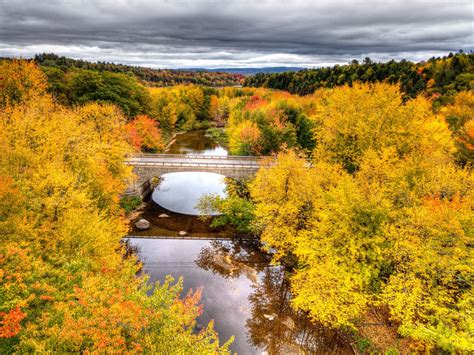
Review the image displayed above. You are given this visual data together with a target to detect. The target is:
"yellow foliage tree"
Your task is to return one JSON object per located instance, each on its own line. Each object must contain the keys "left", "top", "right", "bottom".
{"left": 0, "top": 60, "right": 230, "bottom": 353}
{"left": 228, "top": 120, "right": 262, "bottom": 155}
{"left": 0, "top": 59, "right": 48, "bottom": 107}
{"left": 312, "top": 83, "right": 454, "bottom": 172}
{"left": 441, "top": 91, "right": 474, "bottom": 164}
{"left": 250, "top": 83, "right": 473, "bottom": 352}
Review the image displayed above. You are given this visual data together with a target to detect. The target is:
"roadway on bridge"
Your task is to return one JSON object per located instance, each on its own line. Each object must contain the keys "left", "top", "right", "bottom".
{"left": 126, "top": 154, "right": 263, "bottom": 169}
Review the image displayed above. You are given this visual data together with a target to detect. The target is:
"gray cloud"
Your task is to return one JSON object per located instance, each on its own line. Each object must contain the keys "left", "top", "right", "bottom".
{"left": 0, "top": 0, "right": 472, "bottom": 68}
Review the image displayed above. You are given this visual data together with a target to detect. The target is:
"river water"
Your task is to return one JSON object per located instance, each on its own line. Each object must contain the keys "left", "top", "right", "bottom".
{"left": 127, "top": 130, "right": 353, "bottom": 354}
{"left": 166, "top": 129, "right": 228, "bottom": 156}
{"left": 152, "top": 171, "right": 226, "bottom": 215}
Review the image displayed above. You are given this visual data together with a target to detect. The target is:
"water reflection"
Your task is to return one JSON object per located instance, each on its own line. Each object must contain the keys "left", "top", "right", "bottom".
{"left": 151, "top": 172, "right": 227, "bottom": 215}
{"left": 196, "top": 239, "right": 270, "bottom": 282}
{"left": 127, "top": 237, "right": 353, "bottom": 354}
{"left": 248, "top": 268, "right": 354, "bottom": 354}
{"left": 167, "top": 130, "right": 227, "bottom": 156}
{"left": 125, "top": 238, "right": 258, "bottom": 354}
{"left": 197, "top": 240, "right": 354, "bottom": 354}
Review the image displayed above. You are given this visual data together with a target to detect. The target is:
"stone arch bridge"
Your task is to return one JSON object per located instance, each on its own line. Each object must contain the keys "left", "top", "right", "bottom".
{"left": 125, "top": 154, "right": 265, "bottom": 197}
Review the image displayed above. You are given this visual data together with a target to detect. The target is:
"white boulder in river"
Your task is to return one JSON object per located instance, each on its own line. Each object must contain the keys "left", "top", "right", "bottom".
{"left": 158, "top": 213, "right": 170, "bottom": 218}
{"left": 135, "top": 219, "right": 150, "bottom": 230}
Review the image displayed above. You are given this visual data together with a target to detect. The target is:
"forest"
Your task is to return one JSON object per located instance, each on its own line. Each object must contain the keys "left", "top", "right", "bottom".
{"left": 35, "top": 53, "right": 244, "bottom": 88}
{"left": 245, "top": 52, "right": 474, "bottom": 108}
{"left": 198, "top": 82, "right": 473, "bottom": 352}
{"left": 0, "top": 60, "right": 232, "bottom": 353}
{"left": 1, "top": 55, "right": 473, "bottom": 353}
{"left": 232, "top": 86, "right": 473, "bottom": 352}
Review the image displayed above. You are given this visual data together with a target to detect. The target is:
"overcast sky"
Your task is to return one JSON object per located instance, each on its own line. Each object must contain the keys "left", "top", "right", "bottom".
{"left": 0, "top": 0, "right": 472, "bottom": 68}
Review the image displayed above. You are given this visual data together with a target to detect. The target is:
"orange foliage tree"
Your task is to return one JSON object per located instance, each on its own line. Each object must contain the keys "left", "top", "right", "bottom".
{"left": 125, "top": 115, "right": 165, "bottom": 152}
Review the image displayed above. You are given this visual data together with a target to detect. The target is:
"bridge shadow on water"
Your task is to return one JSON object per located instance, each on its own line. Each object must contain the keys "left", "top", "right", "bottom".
{"left": 129, "top": 195, "right": 229, "bottom": 238}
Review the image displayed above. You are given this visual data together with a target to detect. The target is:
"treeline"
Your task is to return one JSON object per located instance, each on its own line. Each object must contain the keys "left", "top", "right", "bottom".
{"left": 245, "top": 52, "right": 474, "bottom": 106}
{"left": 2, "top": 58, "right": 251, "bottom": 154}
{"left": 9, "top": 56, "right": 472, "bottom": 165}
{"left": 35, "top": 53, "right": 243, "bottom": 87}
{"left": 0, "top": 60, "right": 231, "bottom": 353}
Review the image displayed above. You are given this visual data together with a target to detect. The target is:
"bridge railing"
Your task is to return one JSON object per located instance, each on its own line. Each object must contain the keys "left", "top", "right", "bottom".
{"left": 125, "top": 161, "right": 259, "bottom": 169}
{"left": 126, "top": 153, "right": 267, "bottom": 161}
{"left": 126, "top": 235, "right": 257, "bottom": 241}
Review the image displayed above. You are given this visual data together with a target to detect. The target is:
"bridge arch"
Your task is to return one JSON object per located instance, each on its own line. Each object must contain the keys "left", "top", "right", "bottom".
{"left": 124, "top": 154, "right": 263, "bottom": 197}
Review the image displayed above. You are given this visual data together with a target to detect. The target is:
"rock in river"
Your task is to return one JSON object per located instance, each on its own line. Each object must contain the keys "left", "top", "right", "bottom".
{"left": 158, "top": 213, "right": 170, "bottom": 218}
{"left": 179, "top": 230, "right": 188, "bottom": 236}
{"left": 135, "top": 218, "right": 150, "bottom": 230}
{"left": 263, "top": 313, "right": 277, "bottom": 321}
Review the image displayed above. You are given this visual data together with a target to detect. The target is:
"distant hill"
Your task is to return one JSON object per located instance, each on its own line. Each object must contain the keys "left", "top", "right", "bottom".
{"left": 244, "top": 52, "right": 474, "bottom": 105}
{"left": 185, "top": 67, "right": 306, "bottom": 75}
{"left": 34, "top": 53, "right": 244, "bottom": 87}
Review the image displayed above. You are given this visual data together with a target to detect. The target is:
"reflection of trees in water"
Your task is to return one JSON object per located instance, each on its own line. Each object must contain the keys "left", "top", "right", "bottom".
{"left": 247, "top": 268, "right": 354, "bottom": 354}
{"left": 170, "top": 131, "right": 218, "bottom": 154}
{"left": 190, "top": 135, "right": 218, "bottom": 152}
{"left": 195, "top": 239, "right": 354, "bottom": 354}
{"left": 195, "top": 239, "right": 270, "bottom": 281}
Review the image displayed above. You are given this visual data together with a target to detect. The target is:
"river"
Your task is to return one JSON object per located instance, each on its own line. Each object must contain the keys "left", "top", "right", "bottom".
{"left": 126, "top": 130, "right": 353, "bottom": 354}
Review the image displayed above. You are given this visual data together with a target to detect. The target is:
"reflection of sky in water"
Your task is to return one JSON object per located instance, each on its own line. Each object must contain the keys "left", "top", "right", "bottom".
{"left": 178, "top": 145, "right": 228, "bottom": 156}
{"left": 125, "top": 238, "right": 262, "bottom": 355}
{"left": 152, "top": 172, "right": 227, "bottom": 215}
{"left": 199, "top": 145, "right": 227, "bottom": 156}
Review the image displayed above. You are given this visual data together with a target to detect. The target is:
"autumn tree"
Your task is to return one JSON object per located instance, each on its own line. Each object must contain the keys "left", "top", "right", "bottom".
{"left": 249, "top": 84, "right": 473, "bottom": 352}
{"left": 0, "top": 60, "right": 230, "bottom": 353}
{"left": 125, "top": 115, "right": 165, "bottom": 153}
{"left": 228, "top": 120, "right": 262, "bottom": 155}
{"left": 441, "top": 91, "right": 474, "bottom": 165}
{"left": 312, "top": 83, "right": 454, "bottom": 172}
{"left": 0, "top": 59, "right": 49, "bottom": 107}
{"left": 149, "top": 85, "right": 216, "bottom": 132}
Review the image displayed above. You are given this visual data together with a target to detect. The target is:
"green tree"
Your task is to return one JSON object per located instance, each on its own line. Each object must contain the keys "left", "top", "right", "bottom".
{"left": 66, "top": 69, "right": 151, "bottom": 118}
